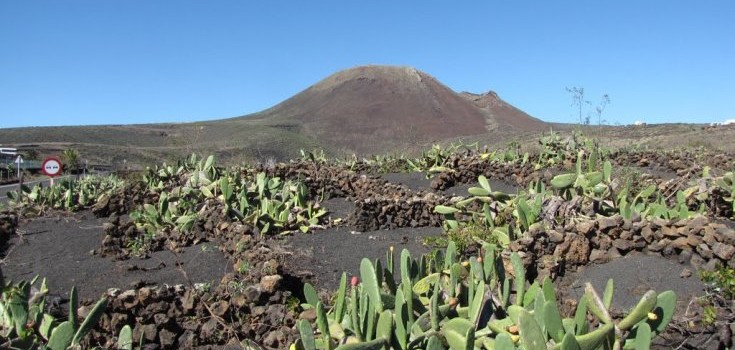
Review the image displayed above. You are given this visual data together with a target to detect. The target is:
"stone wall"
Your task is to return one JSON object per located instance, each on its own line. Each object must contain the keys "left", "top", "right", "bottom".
{"left": 0, "top": 210, "right": 18, "bottom": 248}
{"left": 508, "top": 214, "right": 735, "bottom": 280}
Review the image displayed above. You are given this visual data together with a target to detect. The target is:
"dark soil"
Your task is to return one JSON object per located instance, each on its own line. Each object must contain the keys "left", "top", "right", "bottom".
{"left": 283, "top": 192, "right": 443, "bottom": 291}
{"left": 321, "top": 197, "right": 355, "bottom": 222}
{"left": 279, "top": 226, "right": 442, "bottom": 292}
{"left": 558, "top": 252, "right": 705, "bottom": 312}
{"left": 441, "top": 179, "right": 520, "bottom": 197}
{"left": 556, "top": 253, "right": 718, "bottom": 349}
{"left": 637, "top": 166, "right": 679, "bottom": 181}
{"left": 379, "top": 171, "right": 520, "bottom": 197}
{"left": 0, "top": 212, "right": 231, "bottom": 303}
{"left": 380, "top": 172, "right": 432, "bottom": 193}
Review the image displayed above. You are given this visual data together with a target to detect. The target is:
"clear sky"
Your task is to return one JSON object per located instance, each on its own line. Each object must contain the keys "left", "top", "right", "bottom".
{"left": 1, "top": 1, "right": 733, "bottom": 128}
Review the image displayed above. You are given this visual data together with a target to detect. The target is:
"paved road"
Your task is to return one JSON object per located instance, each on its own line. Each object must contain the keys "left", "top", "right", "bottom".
{"left": 0, "top": 176, "right": 74, "bottom": 203}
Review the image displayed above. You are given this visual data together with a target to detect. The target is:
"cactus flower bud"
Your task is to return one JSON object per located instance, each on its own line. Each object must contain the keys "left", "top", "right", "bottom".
{"left": 351, "top": 276, "right": 360, "bottom": 287}
{"left": 507, "top": 325, "right": 519, "bottom": 334}
{"left": 461, "top": 261, "right": 470, "bottom": 267}
{"left": 477, "top": 256, "right": 483, "bottom": 263}
{"left": 647, "top": 312, "right": 658, "bottom": 320}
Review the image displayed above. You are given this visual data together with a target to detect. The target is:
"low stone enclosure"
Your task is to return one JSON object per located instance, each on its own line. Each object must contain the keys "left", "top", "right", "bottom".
{"left": 85, "top": 206, "right": 735, "bottom": 348}
{"left": 2, "top": 146, "right": 734, "bottom": 349}
{"left": 511, "top": 214, "right": 735, "bottom": 280}
{"left": 26, "top": 179, "right": 726, "bottom": 349}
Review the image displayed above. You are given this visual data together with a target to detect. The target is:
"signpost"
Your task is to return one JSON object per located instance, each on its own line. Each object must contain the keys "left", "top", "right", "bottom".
{"left": 14, "top": 155, "right": 23, "bottom": 179}
{"left": 41, "top": 157, "right": 63, "bottom": 186}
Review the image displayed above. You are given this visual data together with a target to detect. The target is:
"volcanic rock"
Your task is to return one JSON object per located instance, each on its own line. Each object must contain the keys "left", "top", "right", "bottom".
{"left": 712, "top": 242, "right": 735, "bottom": 260}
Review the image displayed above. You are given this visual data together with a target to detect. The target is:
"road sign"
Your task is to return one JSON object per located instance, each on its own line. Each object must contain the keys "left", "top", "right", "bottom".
{"left": 41, "top": 157, "right": 63, "bottom": 177}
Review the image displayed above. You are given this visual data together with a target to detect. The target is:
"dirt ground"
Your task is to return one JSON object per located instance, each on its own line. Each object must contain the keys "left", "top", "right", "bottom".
{"left": 0, "top": 206, "right": 442, "bottom": 309}
{"left": 0, "top": 172, "right": 710, "bottom": 306}
{"left": 1, "top": 210, "right": 709, "bottom": 317}
{"left": 380, "top": 171, "right": 520, "bottom": 196}
{"left": 0, "top": 212, "right": 231, "bottom": 303}
{"left": 280, "top": 226, "right": 443, "bottom": 292}
{"left": 558, "top": 252, "right": 705, "bottom": 312}
{"left": 0, "top": 168, "right": 724, "bottom": 349}
{"left": 279, "top": 190, "right": 444, "bottom": 291}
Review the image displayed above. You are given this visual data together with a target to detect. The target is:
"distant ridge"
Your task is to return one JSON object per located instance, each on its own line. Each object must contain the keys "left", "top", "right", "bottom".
{"left": 241, "top": 65, "right": 546, "bottom": 154}
{"left": 0, "top": 65, "right": 548, "bottom": 164}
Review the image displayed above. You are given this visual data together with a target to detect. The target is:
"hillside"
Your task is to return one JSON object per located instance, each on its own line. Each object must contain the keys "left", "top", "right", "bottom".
{"left": 0, "top": 65, "right": 546, "bottom": 166}
{"left": 241, "top": 65, "right": 546, "bottom": 154}
{"left": 459, "top": 91, "right": 545, "bottom": 131}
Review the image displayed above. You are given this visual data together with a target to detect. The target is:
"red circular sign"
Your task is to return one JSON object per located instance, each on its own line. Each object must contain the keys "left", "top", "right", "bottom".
{"left": 41, "top": 157, "right": 63, "bottom": 177}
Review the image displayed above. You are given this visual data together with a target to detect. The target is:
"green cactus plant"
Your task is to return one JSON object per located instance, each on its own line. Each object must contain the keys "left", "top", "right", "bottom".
{"left": 294, "top": 244, "right": 677, "bottom": 350}
{"left": 0, "top": 278, "right": 107, "bottom": 349}
{"left": 117, "top": 324, "right": 133, "bottom": 350}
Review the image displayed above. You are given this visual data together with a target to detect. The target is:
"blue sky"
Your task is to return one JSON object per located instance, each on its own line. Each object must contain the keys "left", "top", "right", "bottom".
{"left": 1, "top": 1, "right": 733, "bottom": 128}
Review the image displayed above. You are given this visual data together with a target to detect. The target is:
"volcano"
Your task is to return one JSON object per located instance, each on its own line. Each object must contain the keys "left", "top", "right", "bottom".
{"left": 242, "top": 65, "right": 546, "bottom": 154}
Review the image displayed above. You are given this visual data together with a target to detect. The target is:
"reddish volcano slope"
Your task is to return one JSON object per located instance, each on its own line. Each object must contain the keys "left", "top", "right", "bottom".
{"left": 459, "top": 91, "right": 546, "bottom": 132}
{"left": 247, "top": 65, "right": 546, "bottom": 154}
